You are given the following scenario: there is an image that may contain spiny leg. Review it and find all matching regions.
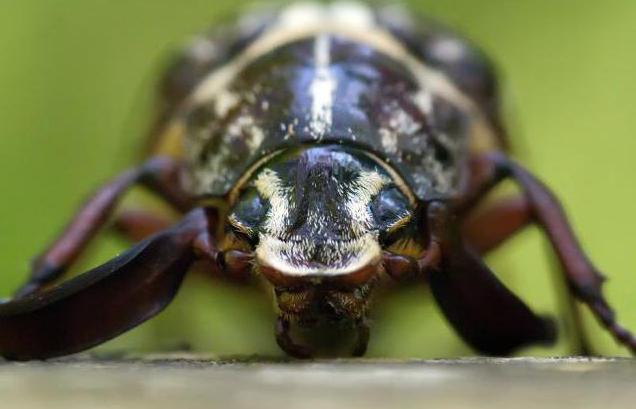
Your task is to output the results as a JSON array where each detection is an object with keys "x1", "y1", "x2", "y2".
[
  {"x1": 462, "y1": 152, "x2": 636, "y2": 353},
  {"x1": 383, "y1": 200, "x2": 553, "y2": 355},
  {"x1": 459, "y1": 191, "x2": 590, "y2": 354},
  {"x1": 384, "y1": 195, "x2": 533, "y2": 280},
  {"x1": 0, "y1": 208, "x2": 214, "y2": 361},
  {"x1": 18, "y1": 157, "x2": 192, "y2": 298}
]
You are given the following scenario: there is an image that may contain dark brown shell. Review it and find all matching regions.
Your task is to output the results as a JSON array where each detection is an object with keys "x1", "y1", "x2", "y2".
[{"x1": 152, "y1": 5, "x2": 504, "y2": 201}]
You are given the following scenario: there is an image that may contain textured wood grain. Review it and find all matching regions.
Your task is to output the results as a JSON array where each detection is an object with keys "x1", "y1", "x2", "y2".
[{"x1": 0, "y1": 356, "x2": 633, "y2": 409}]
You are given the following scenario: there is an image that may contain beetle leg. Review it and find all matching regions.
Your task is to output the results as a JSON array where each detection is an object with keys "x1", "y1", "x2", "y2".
[
  {"x1": 112, "y1": 209, "x2": 253, "y2": 285},
  {"x1": 0, "y1": 208, "x2": 211, "y2": 361},
  {"x1": 424, "y1": 202, "x2": 556, "y2": 355},
  {"x1": 274, "y1": 316, "x2": 313, "y2": 359},
  {"x1": 113, "y1": 209, "x2": 174, "y2": 243},
  {"x1": 463, "y1": 152, "x2": 636, "y2": 353},
  {"x1": 387, "y1": 195, "x2": 530, "y2": 279},
  {"x1": 16, "y1": 157, "x2": 193, "y2": 298},
  {"x1": 461, "y1": 195, "x2": 531, "y2": 255}
]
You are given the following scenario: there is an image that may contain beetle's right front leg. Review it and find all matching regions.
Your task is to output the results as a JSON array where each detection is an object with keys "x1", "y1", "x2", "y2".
[{"x1": 17, "y1": 157, "x2": 193, "y2": 298}]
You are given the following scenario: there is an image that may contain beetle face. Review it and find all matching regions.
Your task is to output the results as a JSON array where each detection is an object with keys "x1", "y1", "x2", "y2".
[{"x1": 228, "y1": 146, "x2": 414, "y2": 288}]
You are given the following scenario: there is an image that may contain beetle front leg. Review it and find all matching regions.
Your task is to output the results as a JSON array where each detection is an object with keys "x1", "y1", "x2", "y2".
[
  {"x1": 465, "y1": 152, "x2": 636, "y2": 353},
  {"x1": 0, "y1": 208, "x2": 212, "y2": 361},
  {"x1": 17, "y1": 157, "x2": 193, "y2": 298},
  {"x1": 424, "y1": 202, "x2": 556, "y2": 355}
]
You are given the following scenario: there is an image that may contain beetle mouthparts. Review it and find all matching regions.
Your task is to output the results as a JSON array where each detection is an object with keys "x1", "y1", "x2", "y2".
[
  {"x1": 259, "y1": 261, "x2": 378, "y2": 288},
  {"x1": 254, "y1": 232, "x2": 382, "y2": 286}
]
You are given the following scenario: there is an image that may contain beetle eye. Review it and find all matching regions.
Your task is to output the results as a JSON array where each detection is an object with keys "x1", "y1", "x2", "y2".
[
  {"x1": 228, "y1": 189, "x2": 269, "y2": 242},
  {"x1": 370, "y1": 186, "x2": 412, "y2": 242}
]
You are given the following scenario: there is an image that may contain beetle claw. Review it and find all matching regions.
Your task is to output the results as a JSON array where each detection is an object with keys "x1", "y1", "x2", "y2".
[{"x1": 382, "y1": 252, "x2": 419, "y2": 281}]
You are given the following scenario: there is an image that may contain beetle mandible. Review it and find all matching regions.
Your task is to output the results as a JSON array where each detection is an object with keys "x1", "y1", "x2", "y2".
[{"x1": 0, "y1": 2, "x2": 634, "y2": 360}]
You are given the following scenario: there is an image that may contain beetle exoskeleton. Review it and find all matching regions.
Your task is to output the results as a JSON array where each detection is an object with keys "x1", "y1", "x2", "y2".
[{"x1": 0, "y1": 2, "x2": 634, "y2": 360}]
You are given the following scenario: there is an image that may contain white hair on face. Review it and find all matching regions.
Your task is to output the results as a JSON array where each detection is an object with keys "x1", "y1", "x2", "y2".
[
  {"x1": 345, "y1": 170, "x2": 389, "y2": 236},
  {"x1": 256, "y1": 233, "x2": 381, "y2": 277},
  {"x1": 254, "y1": 168, "x2": 290, "y2": 238},
  {"x1": 253, "y1": 166, "x2": 388, "y2": 277}
]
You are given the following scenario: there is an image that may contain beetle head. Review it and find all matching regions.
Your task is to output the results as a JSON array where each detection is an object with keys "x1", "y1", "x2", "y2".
[{"x1": 227, "y1": 145, "x2": 415, "y2": 291}]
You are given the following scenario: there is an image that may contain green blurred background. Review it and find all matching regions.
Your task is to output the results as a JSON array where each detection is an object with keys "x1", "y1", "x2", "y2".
[{"x1": 0, "y1": 0, "x2": 635, "y2": 358}]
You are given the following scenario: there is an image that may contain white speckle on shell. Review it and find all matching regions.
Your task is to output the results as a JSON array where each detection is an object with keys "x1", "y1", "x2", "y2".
[
  {"x1": 430, "y1": 37, "x2": 466, "y2": 63},
  {"x1": 278, "y1": 2, "x2": 375, "y2": 30},
  {"x1": 227, "y1": 114, "x2": 265, "y2": 151},
  {"x1": 187, "y1": 36, "x2": 219, "y2": 62},
  {"x1": 412, "y1": 90, "x2": 433, "y2": 116},
  {"x1": 329, "y1": 1, "x2": 375, "y2": 28},
  {"x1": 379, "y1": 128, "x2": 399, "y2": 155},
  {"x1": 214, "y1": 89, "x2": 240, "y2": 117},
  {"x1": 388, "y1": 108, "x2": 422, "y2": 136}
]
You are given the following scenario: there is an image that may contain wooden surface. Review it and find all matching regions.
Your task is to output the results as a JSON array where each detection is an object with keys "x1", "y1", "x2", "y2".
[{"x1": 0, "y1": 356, "x2": 634, "y2": 408}]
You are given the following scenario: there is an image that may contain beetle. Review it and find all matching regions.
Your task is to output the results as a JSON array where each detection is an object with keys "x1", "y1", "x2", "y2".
[{"x1": 0, "y1": 1, "x2": 634, "y2": 361}]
